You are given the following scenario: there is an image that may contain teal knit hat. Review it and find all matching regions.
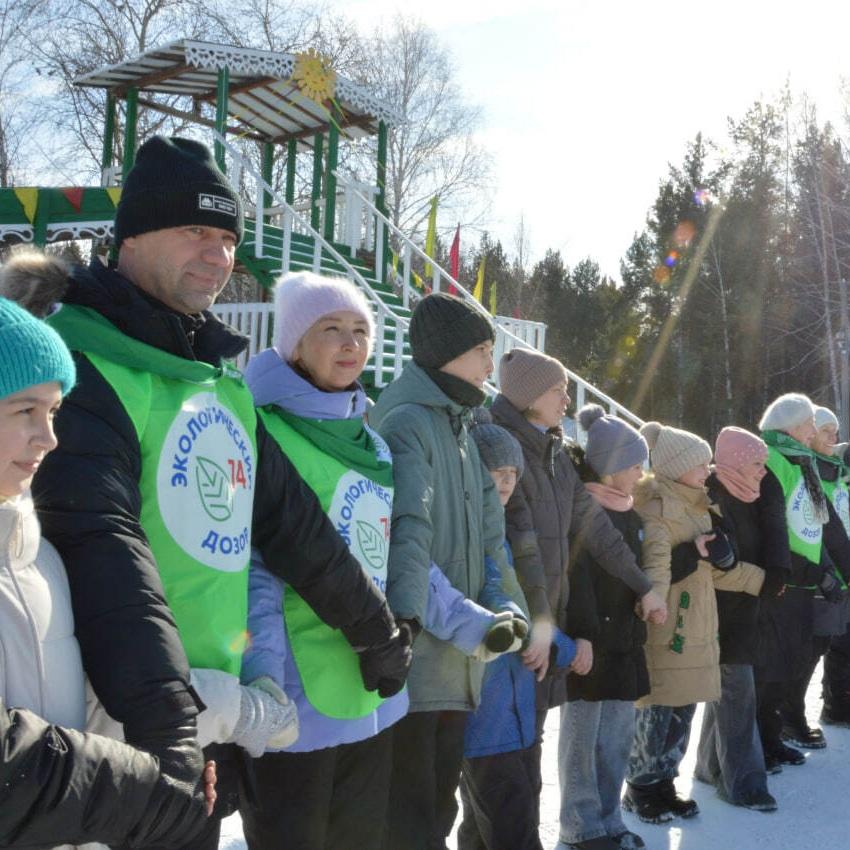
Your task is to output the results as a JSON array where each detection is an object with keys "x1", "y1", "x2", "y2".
[{"x1": 0, "y1": 296, "x2": 76, "y2": 399}]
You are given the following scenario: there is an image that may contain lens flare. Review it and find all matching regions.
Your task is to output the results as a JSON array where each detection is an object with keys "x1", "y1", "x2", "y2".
[
  {"x1": 654, "y1": 266, "x2": 671, "y2": 285},
  {"x1": 673, "y1": 221, "x2": 696, "y2": 247}
]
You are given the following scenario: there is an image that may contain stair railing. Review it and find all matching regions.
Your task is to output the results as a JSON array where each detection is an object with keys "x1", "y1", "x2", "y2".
[
  {"x1": 332, "y1": 172, "x2": 643, "y2": 430},
  {"x1": 215, "y1": 132, "x2": 409, "y2": 388}
]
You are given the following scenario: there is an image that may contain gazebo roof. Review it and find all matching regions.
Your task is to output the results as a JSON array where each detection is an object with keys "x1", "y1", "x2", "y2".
[{"x1": 74, "y1": 39, "x2": 399, "y2": 145}]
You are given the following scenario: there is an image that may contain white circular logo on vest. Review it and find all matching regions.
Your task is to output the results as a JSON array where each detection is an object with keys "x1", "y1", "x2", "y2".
[
  {"x1": 787, "y1": 478, "x2": 821, "y2": 546},
  {"x1": 157, "y1": 391, "x2": 255, "y2": 571},
  {"x1": 327, "y1": 469, "x2": 392, "y2": 594},
  {"x1": 834, "y1": 486, "x2": 850, "y2": 537}
]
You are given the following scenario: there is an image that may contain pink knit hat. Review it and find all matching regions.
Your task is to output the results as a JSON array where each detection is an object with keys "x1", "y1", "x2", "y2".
[
  {"x1": 272, "y1": 271, "x2": 375, "y2": 361},
  {"x1": 714, "y1": 426, "x2": 767, "y2": 470}
]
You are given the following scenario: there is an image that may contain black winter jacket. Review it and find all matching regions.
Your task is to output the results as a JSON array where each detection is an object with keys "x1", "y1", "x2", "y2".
[
  {"x1": 0, "y1": 700, "x2": 205, "y2": 849},
  {"x1": 490, "y1": 394, "x2": 652, "y2": 708},
  {"x1": 566, "y1": 506, "x2": 649, "y2": 702},
  {"x1": 754, "y1": 462, "x2": 835, "y2": 680},
  {"x1": 32, "y1": 260, "x2": 394, "y2": 768}
]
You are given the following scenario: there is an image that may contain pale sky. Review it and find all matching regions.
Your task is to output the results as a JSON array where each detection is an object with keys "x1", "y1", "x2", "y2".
[{"x1": 334, "y1": 0, "x2": 850, "y2": 280}]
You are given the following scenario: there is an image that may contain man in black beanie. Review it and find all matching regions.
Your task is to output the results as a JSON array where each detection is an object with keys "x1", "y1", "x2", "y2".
[
  {"x1": 27, "y1": 135, "x2": 410, "y2": 850},
  {"x1": 370, "y1": 293, "x2": 529, "y2": 850}
]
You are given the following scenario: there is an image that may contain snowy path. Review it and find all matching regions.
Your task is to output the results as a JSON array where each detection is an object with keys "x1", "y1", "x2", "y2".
[{"x1": 219, "y1": 664, "x2": 842, "y2": 849}]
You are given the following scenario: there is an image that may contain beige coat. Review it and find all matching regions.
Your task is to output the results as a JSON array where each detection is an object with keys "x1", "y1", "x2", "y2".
[{"x1": 634, "y1": 474, "x2": 765, "y2": 707}]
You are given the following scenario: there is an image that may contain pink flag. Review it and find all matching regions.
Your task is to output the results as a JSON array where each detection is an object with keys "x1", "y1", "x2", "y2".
[{"x1": 448, "y1": 224, "x2": 460, "y2": 294}]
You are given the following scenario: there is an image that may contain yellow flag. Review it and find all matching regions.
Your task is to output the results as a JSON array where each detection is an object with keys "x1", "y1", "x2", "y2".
[
  {"x1": 106, "y1": 187, "x2": 122, "y2": 207},
  {"x1": 489, "y1": 279, "x2": 498, "y2": 315},
  {"x1": 423, "y1": 196, "x2": 438, "y2": 279},
  {"x1": 13, "y1": 187, "x2": 39, "y2": 223},
  {"x1": 472, "y1": 257, "x2": 486, "y2": 303}
]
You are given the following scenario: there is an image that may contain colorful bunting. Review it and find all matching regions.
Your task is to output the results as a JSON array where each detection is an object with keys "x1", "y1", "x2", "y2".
[
  {"x1": 106, "y1": 187, "x2": 122, "y2": 207},
  {"x1": 13, "y1": 188, "x2": 38, "y2": 224},
  {"x1": 423, "y1": 196, "x2": 438, "y2": 280},
  {"x1": 61, "y1": 187, "x2": 85, "y2": 212},
  {"x1": 472, "y1": 256, "x2": 486, "y2": 304}
]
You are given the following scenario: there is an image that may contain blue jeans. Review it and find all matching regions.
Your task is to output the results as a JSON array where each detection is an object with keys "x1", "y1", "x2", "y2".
[
  {"x1": 558, "y1": 699, "x2": 635, "y2": 844},
  {"x1": 695, "y1": 664, "x2": 768, "y2": 802},
  {"x1": 627, "y1": 703, "x2": 697, "y2": 786}
]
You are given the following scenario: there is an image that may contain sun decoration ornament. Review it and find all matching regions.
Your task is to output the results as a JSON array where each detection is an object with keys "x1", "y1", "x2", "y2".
[{"x1": 292, "y1": 49, "x2": 336, "y2": 104}]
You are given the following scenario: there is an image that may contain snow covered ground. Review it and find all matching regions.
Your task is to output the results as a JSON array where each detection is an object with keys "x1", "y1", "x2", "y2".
[{"x1": 219, "y1": 662, "x2": 844, "y2": 850}]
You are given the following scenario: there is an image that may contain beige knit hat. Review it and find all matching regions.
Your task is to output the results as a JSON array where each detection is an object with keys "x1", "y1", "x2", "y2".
[
  {"x1": 498, "y1": 348, "x2": 568, "y2": 411},
  {"x1": 640, "y1": 421, "x2": 712, "y2": 481}
]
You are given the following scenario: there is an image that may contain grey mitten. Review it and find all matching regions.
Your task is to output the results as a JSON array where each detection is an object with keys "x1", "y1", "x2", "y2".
[{"x1": 227, "y1": 680, "x2": 299, "y2": 757}]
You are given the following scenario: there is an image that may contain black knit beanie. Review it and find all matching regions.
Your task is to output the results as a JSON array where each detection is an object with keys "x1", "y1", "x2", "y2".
[
  {"x1": 409, "y1": 293, "x2": 495, "y2": 369},
  {"x1": 114, "y1": 136, "x2": 243, "y2": 247}
]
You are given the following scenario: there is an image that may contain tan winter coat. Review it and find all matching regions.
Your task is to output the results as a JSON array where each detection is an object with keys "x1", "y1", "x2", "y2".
[{"x1": 634, "y1": 474, "x2": 765, "y2": 707}]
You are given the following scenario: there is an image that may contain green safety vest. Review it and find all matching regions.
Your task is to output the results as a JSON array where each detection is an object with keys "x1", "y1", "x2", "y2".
[
  {"x1": 820, "y1": 464, "x2": 850, "y2": 538},
  {"x1": 766, "y1": 445, "x2": 823, "y2": 567},
  {"x1": 259, "y1": 408, "x2": 391, "y2": 719},
  {"x1": 49, "y1": 305, "x2": 257, "y2": 676}
]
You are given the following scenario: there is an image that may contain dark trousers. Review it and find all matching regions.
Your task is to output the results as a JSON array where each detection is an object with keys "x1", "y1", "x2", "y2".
[
  {"x1": 457, "y1": 745, "x2": 543, "y2": 850},
  {"x1": 824, "y1": 626, "x2": 850, "y2": 714},
  {"x1": 781, "y1": 637, "x2": 827, "y2": 728},
  {"x1": 755, "y1": 679, "x2": 785, "y2": 754},
  {"x1": 382, "y1": 710, "x2": 468, "y2": 850},
  {"x1": 241, "y1": 727, "x2": 393, "y2": 850}
]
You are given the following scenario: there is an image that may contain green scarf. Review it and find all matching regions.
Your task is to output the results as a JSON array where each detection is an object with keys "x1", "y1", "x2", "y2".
[
  {"x1": 263, "y1": 405, "x2": 393, "y2": 487},
  {"x1": 762, "y1": 429, "x2": 830, "y2": 524}
]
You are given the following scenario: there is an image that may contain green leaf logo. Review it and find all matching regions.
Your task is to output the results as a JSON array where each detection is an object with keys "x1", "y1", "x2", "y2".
[
  {"x1": 195, "y1": 456, "x2": 233, "y2": 521},
  {"x1": 356, "y1": 520, "x2": 386, "y2": 570}
]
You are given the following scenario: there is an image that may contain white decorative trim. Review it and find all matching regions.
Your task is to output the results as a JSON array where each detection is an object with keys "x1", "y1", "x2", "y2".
[
  {"x1": 46, "y1": 221, "x2": 114, "y2": 241},
  {"x1": 0, "y1": 224, "x2": 33, "y2": 243},
  {"x1": 185, "y1": 41, "x2": 295, "y2": 79},
  {"x1": 184, "y1": 40, "x2": 401, "y2": 126}
]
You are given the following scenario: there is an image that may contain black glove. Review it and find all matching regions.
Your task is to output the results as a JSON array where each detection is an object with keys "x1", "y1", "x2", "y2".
[
  {"x1": 357, "y1": 624, "x2": 413, "y2": 698},
  {"x1": 819, "y1": 569, "x2": 844, "y2": 604},
  {"x1": 705, "y1": 529, "x2": 736, "y2": 571},
  {"x1": 126, "y1": 721, "x2": 208, "y2": 848}
]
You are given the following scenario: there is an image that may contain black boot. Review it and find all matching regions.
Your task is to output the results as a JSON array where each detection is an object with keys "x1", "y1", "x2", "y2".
[
  {"x1": 764, "y1": 741, "x2": 806, "y2": 766},
  {"x1": 656, "y1": 779, "x2": 699, "y2": 818},
  {"x1": 781, "y1": 719, "x2": 826, "y2": 749},
  {"x1": 622, "y1": 783, "x2": 674, "y2": 825}
]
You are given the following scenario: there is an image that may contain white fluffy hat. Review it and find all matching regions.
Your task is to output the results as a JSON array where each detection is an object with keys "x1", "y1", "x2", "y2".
[{"x1": 758, "y1": 393, "x2": 816, "y2": 433}]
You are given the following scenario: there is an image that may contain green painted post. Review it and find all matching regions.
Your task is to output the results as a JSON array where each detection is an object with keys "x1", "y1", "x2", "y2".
[
  {"x1": 261, "y1": 142, "x2": 274, "y2": 223},
  {"x1": 323, "y1": 111, "x2": 340, "y2": 242},
  {"x1": 376, "y1": 120, "x2": 388, "y2": 216},
  {"x1": 121, "y1": 87, "x2": 138, "y2": 183},
  {"x1": 215, "y1": 66, "x2": 230, "y2": 172},
  {"x1": 311, "y1": 133, "x2": 324, "y2": 231},
  {"x1": 285, "y1": 138, "x2": 297, "y2": 206},
  {"x1": 101, "y1": 94, "x2": 116, "y2": 184},
  {"x1": 376, "y1": 120, "x2": 389, "y2": 278}
]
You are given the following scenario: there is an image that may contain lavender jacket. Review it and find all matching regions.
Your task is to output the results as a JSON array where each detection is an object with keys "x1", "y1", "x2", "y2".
[{"x1": 242, "y1": 350, "x2": 497, "y2": 751}]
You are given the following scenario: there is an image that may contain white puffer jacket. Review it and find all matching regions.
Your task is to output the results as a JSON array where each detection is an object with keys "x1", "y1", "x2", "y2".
[{"x1": 0, "y1": 492, "x2": 85, "y2": 729}]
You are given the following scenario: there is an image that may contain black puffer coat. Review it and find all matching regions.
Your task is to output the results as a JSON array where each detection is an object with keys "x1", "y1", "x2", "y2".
[
  {"x1": 705, "y1": 473, "x2": 780, "y2": 666},
  {"x1": 566, "y1": 506, "x2": 649, "y2": 702},
  {"x1": 490, "y1": 394, "x2": 652, "y2": 708},
  {"x1": 0, "y1": 700, "x2": 204, "y2": 849},
  {"x1": 754, "y1": 461, "x2": 833, "y2": 681}
]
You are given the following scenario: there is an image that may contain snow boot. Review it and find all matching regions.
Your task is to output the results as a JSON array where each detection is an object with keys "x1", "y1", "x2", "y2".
[
  {"x1": 781, "y1": 721, "x2": 825, "y2": 749},
  {"x1": 561, "y1": 838, "x2": 621, "y2": 850},
  {"x1": 733, "y1": 787, "x2": 778, "y2": 812},
  {"x1": 820, "y1": 703, "x2": 850, "y2": 727},
  {"x1": 610, "y1": 830, "x2": 646, "y2": 849},
  {"x1": 764, "y1": 741, "x2": 806, "y2": 767},
  {"x1": 656, "y1": 779, "x2": 699, "y2": 818},
  {"x1": 621, "y1": 782, "x2": 674, "y2": 824}
]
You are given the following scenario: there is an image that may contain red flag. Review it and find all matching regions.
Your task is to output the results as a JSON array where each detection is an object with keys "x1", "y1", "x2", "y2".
[
  {"x1": 62, "y1": 187, "x2": 84, "y2": 212},
  {"x1": 448, "y1": 224, "x2": 460, "y2": 295}
]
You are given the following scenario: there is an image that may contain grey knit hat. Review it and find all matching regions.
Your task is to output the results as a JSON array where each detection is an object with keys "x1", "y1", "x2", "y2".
[
  {"x1": 758, "y1": 393, "x2": 816, "y2": 433},
  {"x1": 470, "y1": 408, "x2": 524, "y2": 476},
  {"x1": 640, "y1": 421, "x2": 711, "y2": 481},
  {"x1": 579, "y1": 404, "x2": 648, "y2": 477},
  {"x1": 498, "y1": 348, "x2": 568, "y2": 412},
  {"x1": 814, "y1": 405, "x2": 839, "y2": 432},
  {"x1": 409, "y1": 293, "x2": 494, "y2": 369}
]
